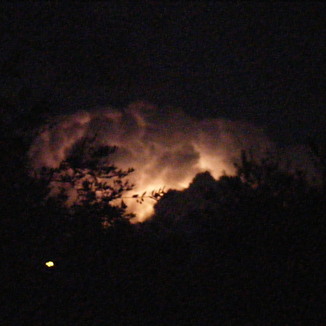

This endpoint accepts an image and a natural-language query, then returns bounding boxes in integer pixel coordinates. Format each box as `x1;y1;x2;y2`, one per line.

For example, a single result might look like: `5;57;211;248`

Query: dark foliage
39;135;135;227
3;144;325;325
149;151;325;324
1;63;325;325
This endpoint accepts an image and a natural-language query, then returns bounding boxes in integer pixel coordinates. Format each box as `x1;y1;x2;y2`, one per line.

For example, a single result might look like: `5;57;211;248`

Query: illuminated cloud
29;101;273;221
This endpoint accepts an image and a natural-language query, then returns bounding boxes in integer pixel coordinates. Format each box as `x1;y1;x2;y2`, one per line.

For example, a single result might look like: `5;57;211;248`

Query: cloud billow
29;101;273;221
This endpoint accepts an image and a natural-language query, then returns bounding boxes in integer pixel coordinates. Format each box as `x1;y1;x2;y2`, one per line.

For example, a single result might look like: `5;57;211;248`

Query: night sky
1;2;325;145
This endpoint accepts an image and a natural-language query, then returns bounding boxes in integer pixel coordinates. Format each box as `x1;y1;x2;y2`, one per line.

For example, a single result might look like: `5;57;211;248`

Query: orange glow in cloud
29;101;273;222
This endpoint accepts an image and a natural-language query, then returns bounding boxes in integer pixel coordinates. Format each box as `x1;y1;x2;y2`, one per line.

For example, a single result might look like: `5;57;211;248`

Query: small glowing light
45;261;55;268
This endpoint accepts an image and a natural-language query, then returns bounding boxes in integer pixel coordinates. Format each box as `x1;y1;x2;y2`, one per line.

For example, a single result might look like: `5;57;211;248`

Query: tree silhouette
40;136;135;227
234;149;310;198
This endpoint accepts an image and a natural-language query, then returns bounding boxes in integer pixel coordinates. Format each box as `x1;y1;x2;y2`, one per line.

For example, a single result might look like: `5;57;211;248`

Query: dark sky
1;2;325;145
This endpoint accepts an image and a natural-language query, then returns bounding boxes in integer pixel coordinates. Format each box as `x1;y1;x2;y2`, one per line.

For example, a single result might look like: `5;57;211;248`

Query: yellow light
45;261;54;268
